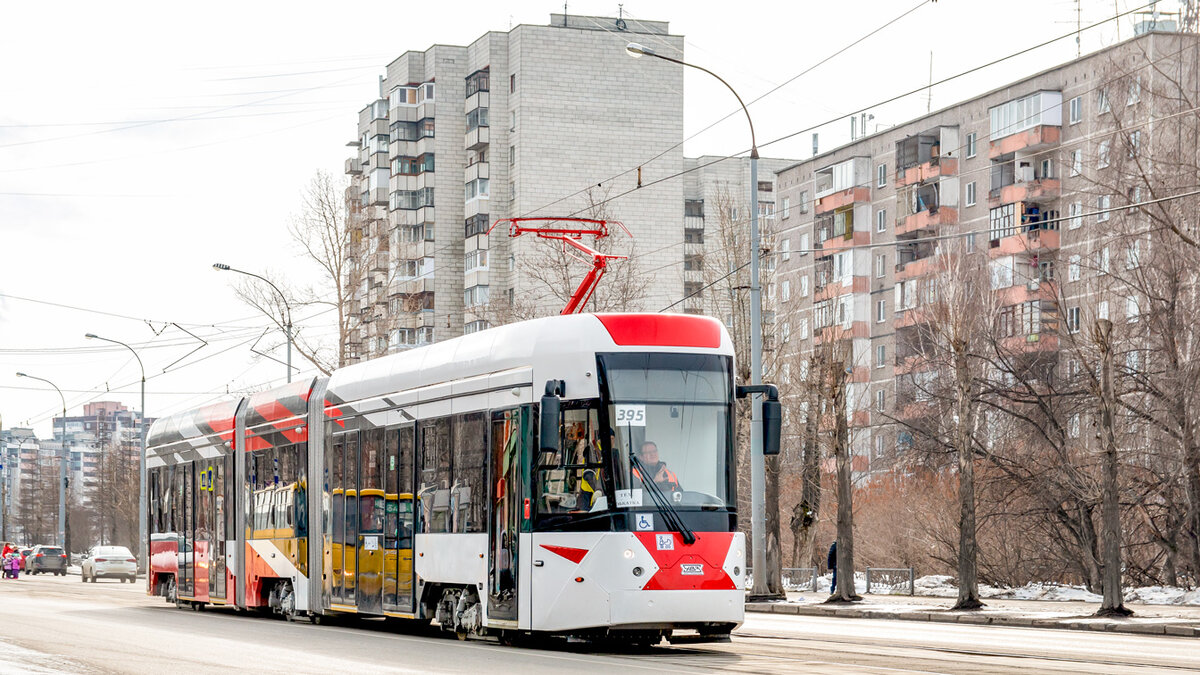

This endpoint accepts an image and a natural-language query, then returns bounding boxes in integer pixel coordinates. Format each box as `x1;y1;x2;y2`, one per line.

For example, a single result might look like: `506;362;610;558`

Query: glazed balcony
345;157;362;176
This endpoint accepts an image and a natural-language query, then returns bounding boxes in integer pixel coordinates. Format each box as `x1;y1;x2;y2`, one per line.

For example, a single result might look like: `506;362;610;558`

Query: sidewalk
746;591;1200;637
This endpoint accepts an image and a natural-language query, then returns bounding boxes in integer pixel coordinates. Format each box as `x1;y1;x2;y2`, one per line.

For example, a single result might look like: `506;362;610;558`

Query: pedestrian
827;541;838;593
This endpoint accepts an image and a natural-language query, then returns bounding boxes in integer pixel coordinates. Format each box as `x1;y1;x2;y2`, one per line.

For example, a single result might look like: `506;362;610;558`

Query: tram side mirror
540;379;566;454
762;399;782;456
737;384;782;456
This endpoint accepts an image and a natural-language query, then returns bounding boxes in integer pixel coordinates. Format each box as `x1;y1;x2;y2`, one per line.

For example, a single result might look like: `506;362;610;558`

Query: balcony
894;254;937;281
896;206;957;236
465;126;489;151
896;156;957;188
465;161;489;183
989;227;1059;257
989;125;1061;159
989;178;1061;206
816;186;871;214
345;157;362;176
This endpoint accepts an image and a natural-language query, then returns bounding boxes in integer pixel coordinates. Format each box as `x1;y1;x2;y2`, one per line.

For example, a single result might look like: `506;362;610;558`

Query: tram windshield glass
599;352;734;511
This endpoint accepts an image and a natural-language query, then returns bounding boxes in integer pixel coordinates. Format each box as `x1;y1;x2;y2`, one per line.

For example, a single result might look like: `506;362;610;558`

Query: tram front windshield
600;352;734;511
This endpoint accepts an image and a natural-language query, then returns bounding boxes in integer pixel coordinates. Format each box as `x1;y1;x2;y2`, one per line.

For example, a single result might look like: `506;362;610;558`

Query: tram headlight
623;549;634;560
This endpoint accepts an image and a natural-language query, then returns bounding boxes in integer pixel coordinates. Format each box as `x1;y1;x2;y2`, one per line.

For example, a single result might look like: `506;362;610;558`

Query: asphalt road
0;574;1197;674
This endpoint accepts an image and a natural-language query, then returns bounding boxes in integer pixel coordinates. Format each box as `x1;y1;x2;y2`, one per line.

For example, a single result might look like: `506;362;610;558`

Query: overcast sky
0;0;1165;437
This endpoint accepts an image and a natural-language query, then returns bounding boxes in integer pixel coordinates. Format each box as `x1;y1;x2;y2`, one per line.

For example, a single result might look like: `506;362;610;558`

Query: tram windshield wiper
630;453;696;545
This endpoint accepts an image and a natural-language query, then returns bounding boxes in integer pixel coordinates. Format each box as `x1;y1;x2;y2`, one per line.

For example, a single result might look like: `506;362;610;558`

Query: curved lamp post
16;372;68;553
213;262;294;383
86;333;147;572
626;43;771;598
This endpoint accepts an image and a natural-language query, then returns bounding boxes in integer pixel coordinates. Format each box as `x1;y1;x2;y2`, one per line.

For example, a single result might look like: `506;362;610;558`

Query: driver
633;441;681;492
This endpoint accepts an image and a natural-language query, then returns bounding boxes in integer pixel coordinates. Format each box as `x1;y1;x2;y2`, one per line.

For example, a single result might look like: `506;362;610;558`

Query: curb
745;602;1200;637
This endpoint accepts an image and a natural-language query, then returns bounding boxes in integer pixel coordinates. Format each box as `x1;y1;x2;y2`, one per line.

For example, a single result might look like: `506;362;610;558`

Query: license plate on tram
680;564;704;576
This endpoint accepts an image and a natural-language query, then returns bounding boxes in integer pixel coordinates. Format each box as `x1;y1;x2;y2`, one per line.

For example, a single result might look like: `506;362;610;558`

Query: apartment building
343;14;689;361
774;25;1197;475
680;155;798;322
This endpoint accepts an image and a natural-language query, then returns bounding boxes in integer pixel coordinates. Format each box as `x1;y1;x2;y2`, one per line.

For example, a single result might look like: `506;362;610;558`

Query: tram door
356;429;384;614
383;424;416;613
213;459;226;599
330;432;348;604
487;408;527;623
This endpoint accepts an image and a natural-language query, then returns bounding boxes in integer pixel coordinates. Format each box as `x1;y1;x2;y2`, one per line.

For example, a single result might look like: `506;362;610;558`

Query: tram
145;313;780;643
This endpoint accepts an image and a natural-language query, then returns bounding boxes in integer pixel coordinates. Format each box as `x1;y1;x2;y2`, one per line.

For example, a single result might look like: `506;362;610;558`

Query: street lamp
213;262;294;383
626;43;772;598
85;333;147;572
15;372;69;553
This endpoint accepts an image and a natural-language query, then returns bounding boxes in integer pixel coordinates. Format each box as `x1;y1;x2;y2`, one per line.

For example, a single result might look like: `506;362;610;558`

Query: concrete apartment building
343;14;685;360
773;23;1196;474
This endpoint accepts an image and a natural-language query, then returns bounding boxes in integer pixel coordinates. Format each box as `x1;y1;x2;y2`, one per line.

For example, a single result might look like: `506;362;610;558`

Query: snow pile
1124;586;1200;605
908;575;1200;605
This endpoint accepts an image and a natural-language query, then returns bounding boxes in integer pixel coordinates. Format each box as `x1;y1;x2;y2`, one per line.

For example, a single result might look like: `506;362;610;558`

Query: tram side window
536;403;607;516
418;417;452;533
360;428;385;536
451;412;486;533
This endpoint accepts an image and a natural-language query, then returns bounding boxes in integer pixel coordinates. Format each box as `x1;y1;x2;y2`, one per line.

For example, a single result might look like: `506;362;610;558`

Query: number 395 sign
613;404;646;426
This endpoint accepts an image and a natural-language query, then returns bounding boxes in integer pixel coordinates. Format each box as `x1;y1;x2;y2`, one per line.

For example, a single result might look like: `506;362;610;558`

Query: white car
80;545;137;583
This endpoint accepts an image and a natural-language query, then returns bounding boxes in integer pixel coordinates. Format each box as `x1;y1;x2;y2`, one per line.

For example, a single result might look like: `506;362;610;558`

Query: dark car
26;545;68;575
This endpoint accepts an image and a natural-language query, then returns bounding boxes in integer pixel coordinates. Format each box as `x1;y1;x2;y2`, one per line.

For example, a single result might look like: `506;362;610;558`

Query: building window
799;190;810;213
1097;195;1111;222
1126;296;1140;322
463;285;489;307
800;275;810;298
464;178;490;201
464;320;490;335
1097;88;1111;115
683;254;704;271
1099;300;1110;320
780;238;791;261
875;253;886;278
464;249;489;273
965;181;976;207
465;68;490;97
1069;96;1082;124
1126;239;1142;269
510;73;517;93
876;299;886;323
466;107;489;131
966;132;977;158
876;344;887;369
1068;202;1083;229
782;197;791;219
393;153;435;176
1127;77;1141;106
684;228;704;244
1068;414;1081;439
876;389;886;411
1070;149;1082;176
1099;246;1111;274
1068;254;1081;281
877;163;887;187
1067;306;1081;333
876;208;887;233
464;214;490;238
1128;130;1142;158
781;280;791;302
800;233;810;255
390;187;435;210
1098;140;1111;168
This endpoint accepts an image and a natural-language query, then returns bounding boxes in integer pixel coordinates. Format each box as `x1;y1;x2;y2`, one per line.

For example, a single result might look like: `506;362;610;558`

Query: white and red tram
145;313;780;643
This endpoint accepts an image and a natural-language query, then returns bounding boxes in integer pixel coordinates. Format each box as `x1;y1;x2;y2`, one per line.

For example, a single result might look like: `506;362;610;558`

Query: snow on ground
911;574;1200;605
761;571;1200;605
